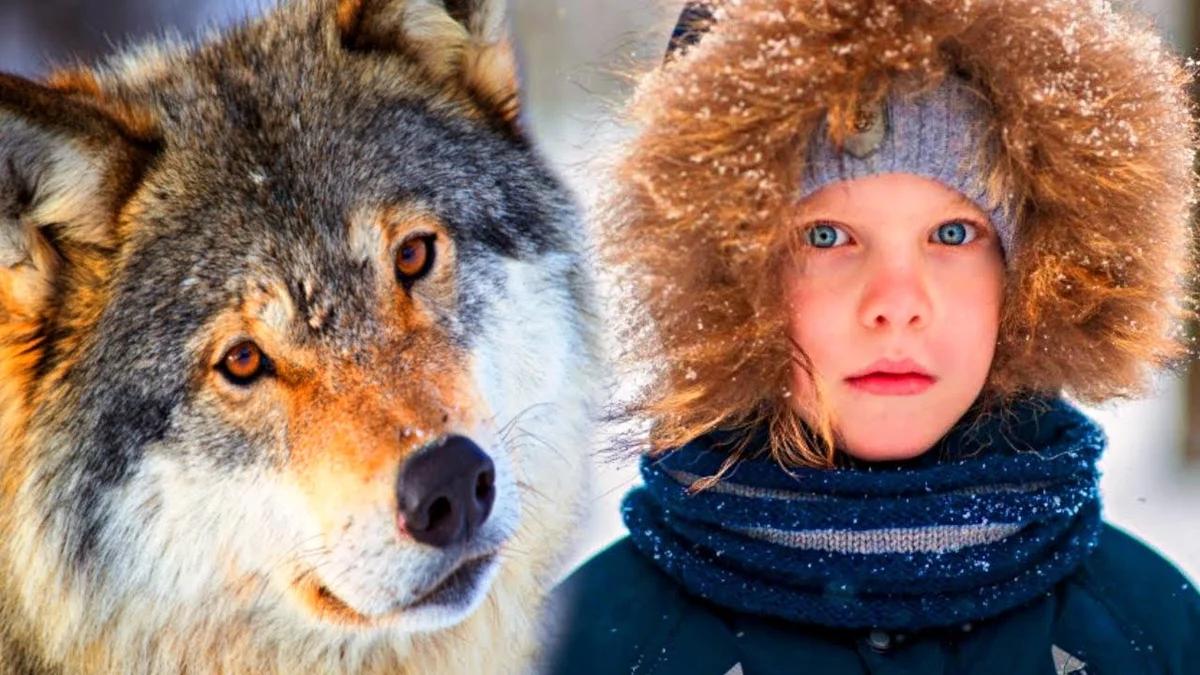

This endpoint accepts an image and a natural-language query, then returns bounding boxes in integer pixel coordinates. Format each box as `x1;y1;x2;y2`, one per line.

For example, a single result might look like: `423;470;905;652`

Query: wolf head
0;0;599;672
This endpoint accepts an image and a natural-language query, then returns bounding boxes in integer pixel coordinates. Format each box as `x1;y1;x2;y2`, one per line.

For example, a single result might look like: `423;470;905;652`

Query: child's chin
838;440;932;463
834;409;957;462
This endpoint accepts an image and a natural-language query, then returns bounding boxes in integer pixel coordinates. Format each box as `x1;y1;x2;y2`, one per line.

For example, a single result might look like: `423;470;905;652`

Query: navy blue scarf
623;398;1105;631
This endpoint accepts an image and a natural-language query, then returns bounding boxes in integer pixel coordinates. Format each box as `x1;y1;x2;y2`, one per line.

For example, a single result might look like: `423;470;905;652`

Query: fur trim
604;0;1198;465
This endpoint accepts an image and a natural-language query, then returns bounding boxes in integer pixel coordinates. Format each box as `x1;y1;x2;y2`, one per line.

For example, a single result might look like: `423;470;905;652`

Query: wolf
0;0;601;672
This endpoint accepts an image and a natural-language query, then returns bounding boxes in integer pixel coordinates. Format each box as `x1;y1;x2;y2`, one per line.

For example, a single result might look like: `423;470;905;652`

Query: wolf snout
396;435;496;548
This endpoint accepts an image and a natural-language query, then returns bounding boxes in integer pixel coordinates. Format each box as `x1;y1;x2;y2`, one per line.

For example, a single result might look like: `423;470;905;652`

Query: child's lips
845;372;937;396
844;359;936;395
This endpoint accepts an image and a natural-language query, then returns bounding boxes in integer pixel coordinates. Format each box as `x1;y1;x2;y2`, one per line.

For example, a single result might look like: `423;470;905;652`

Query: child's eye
806;223;850;249
932;221;979;246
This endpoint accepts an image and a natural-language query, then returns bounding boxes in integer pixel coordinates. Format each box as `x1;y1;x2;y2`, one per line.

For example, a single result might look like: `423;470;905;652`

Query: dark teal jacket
546;525;1200;675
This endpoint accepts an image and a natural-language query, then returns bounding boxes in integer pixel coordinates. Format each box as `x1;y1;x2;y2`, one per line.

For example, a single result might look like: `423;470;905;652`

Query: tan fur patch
336;0;519;128
46;69;160;142
336;0;368;38
282;341;472;475
0;224;59;321
462;40;520;126
400;2;472;79
0;319;40;493
349;204;459;319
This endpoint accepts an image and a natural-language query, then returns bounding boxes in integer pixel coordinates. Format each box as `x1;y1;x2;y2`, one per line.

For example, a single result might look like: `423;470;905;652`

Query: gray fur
0;0;600;672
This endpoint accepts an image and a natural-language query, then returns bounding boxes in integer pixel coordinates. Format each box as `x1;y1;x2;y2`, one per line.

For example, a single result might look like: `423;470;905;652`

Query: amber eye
394;235;437;286
218;341;270;385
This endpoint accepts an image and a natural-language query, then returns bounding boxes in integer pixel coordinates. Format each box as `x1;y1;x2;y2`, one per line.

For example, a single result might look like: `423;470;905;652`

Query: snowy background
2;0;1196;581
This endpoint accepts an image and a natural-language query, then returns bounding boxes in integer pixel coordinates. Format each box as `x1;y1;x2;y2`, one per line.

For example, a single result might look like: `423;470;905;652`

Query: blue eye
806;223;849;249
933;221;978;246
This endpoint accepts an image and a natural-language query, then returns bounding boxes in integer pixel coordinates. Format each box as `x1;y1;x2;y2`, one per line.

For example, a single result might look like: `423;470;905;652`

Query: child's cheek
781;262;851;396
930;260;1004;384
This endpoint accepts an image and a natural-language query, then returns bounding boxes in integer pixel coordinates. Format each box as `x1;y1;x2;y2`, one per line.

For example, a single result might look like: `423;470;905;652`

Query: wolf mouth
404;553;499;612
297;553;499;626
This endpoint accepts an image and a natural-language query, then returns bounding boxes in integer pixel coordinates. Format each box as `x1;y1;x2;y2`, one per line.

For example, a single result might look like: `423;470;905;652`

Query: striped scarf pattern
623;398;1105;631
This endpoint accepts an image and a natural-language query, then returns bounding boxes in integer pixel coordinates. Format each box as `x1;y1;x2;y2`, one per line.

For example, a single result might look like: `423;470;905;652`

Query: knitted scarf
623;398;1105;631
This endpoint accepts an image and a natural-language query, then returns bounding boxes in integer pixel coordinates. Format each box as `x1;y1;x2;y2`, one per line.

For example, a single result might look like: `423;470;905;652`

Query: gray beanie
800;77;1014;255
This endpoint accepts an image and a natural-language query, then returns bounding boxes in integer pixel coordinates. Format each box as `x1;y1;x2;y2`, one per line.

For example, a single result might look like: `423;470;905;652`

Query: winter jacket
547;526;1200;674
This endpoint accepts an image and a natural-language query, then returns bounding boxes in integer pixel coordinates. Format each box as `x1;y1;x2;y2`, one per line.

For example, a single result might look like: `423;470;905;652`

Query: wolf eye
395;235;437;286
218;341;270;385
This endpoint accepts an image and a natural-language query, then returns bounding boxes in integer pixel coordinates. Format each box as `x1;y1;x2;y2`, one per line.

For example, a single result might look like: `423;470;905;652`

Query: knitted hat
801;78;1014;255
668;3;1014;255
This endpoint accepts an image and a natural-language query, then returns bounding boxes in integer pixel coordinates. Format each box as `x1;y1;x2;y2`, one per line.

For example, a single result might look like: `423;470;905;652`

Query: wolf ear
337;0;521;128
0;73;156;321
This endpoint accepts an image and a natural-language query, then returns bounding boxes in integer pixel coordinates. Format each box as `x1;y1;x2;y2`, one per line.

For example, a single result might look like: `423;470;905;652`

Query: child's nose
857;260;933;331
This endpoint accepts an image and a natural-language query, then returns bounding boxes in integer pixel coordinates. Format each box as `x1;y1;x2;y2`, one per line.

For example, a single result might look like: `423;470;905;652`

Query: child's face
782;173;1005;462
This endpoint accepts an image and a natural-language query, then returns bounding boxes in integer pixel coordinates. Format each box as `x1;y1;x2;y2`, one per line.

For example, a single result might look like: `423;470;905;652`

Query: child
548;0;1200;673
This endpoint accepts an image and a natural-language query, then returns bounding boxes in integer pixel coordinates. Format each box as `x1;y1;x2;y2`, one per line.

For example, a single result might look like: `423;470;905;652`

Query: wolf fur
0;0;601;672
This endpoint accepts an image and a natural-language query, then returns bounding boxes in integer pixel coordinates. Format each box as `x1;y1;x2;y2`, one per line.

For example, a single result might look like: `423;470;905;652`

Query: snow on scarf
623;398;1104;631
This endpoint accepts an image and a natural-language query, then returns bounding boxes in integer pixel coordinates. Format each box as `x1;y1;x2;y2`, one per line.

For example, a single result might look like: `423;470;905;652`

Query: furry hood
604;0;1198;463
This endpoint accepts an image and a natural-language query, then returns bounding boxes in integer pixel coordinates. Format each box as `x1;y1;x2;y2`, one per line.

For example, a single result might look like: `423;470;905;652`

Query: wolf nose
396;435;496;548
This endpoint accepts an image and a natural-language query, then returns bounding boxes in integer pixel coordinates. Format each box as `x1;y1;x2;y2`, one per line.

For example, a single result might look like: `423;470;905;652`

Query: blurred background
2;0;1196;579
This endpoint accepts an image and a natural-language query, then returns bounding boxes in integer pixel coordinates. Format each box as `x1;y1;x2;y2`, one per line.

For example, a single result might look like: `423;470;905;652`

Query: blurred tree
0;0;224;76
